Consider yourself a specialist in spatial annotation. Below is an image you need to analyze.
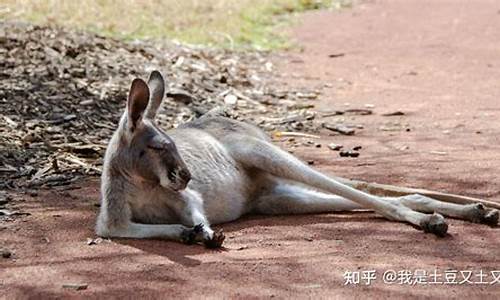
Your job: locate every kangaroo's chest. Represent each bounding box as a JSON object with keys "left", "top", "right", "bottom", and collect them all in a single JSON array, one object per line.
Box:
[
  {"left": 127, "top": 185, "right": 182, "bottom": 224},
  {"left": 172, "top": 132, "right": 255, "bottom": 223}
]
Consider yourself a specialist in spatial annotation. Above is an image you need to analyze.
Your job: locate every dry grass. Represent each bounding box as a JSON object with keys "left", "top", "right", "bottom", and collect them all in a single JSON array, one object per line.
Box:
[{"left": 0, "top": 0, "right": 350, "bottom": 49}]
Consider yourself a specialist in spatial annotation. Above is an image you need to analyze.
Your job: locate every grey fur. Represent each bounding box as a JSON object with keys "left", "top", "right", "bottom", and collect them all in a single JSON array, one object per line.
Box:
[{"left": 96, "top": 71, "right": 499, "bottom": 246}]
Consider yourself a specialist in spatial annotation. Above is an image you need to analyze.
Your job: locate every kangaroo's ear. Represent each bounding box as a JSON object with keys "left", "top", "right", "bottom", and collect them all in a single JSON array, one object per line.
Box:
[
  {"left": 127, "top": 78, "right": 150, "bottom": 131},
  {"left": 144, "top": 70, "right": 165, "bottom": 120}
]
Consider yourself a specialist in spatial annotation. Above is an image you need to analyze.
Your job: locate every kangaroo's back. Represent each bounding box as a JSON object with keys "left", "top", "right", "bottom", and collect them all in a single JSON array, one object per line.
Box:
[{"left": 178, "top": 113, "right": 270, "bottom": 142}]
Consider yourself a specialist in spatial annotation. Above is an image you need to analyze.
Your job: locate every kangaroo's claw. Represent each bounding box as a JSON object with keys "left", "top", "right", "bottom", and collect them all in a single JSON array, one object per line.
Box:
[
  {"left": 204, "top": 229, "right": 225, "bottom": 249},
  {"left": 181, "top": 224, "right": 204, "bottom": 245}
]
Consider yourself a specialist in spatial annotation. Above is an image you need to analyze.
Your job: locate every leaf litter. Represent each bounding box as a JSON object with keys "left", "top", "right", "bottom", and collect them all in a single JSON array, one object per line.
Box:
[{"left": 0, "top": 21, "right": 372, "bottom": 190}]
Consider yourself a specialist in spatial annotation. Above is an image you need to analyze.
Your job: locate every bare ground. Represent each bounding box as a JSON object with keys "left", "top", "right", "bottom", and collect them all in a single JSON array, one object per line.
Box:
[{"left": 2, "top": 0, "right": 500, "bottom": 298}]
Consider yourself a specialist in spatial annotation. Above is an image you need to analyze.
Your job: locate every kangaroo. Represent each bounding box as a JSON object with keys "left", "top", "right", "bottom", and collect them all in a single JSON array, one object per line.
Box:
[{"left": 96, "top": 71, "right": 499, "bottom": 248}]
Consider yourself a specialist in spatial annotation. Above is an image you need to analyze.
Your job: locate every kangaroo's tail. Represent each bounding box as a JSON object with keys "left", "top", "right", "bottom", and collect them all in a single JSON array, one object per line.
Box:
[{"left": 334, "top": 177, "right": 500, "bottom": 210}]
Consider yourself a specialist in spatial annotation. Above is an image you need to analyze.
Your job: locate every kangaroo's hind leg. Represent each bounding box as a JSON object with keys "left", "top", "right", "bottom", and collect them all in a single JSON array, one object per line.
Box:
[
  {"left": 253, "top": 180, "right": 498, "bottom": 225},
  {"left": 227, "top": 135, "right": 448, "bottom": 236},
  {"left": 253, "top": 179, "right": 363, "bottom": 215}
]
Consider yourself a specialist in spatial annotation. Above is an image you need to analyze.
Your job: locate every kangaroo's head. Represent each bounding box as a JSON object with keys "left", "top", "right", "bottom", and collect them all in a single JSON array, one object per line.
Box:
[{"left": 114, "top": 71, "right": 191, "bottom": 191}]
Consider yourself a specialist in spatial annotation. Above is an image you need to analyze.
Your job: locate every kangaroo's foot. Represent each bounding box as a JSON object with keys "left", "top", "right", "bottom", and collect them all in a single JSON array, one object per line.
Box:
[
  {"left": 420, "top": 213, "right": 448, "bottom": 237},
  {"left": 465, "top": 203, "right": 499, "bottom": 226}
]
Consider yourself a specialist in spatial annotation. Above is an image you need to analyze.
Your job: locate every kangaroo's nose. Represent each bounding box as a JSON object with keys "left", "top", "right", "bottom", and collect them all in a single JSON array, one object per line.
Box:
[{"left": 179, "top": 168, "right": 191, "bottom": 185}]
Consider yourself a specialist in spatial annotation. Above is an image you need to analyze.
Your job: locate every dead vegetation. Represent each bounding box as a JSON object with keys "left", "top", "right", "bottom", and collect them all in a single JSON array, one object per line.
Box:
[{"left": 1, "top": 21, "right": 334, "bottom": 189}]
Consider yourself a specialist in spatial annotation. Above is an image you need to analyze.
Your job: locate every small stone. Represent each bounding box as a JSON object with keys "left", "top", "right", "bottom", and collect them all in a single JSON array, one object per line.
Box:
[
  {"left": 322, "top": 123, "right": 355, "bottom": 135},
  {"left": 86, "top": 237, "right": 103, "bottom": 246},
  {"left": 340, "top": 151, "right": 359, "bottom": 158},
  {"left": 224, "top": 94, "right": 237, "bottom": 105},
  {"left": 307, "top": 160, "right": 315, "bottom": 165},
  {"left": 62, "top": 283, "right": 88, "bottom": 290},
  {"left": 349, "top": 152, "right": 360, "bottom": 158},
  {"left": 328, "top": 143, "right": 343, "bottom": 151},
  {"left": 382, "top": 111, "right": 405, "bottom": 116},
  {"left": 1, "top": 248, "right": 12, "bottom": 258}
]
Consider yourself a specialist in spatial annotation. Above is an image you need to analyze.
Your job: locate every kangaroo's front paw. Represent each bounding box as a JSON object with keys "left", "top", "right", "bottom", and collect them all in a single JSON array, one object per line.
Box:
[
  {"left": 420, "top": 213, "right": 448, "bottom": 237},
  {"left": 203, "top": 229, "right": 225, "bottom": 249},
  {"left": 181, "top": 224, "right": 204, "bottom": 245}
]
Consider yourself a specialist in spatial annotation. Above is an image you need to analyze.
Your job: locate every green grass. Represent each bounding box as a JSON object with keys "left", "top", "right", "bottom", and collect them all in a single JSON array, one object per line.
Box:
[{"left": 0, "top": 0, "right": 351, "bottom": 49}]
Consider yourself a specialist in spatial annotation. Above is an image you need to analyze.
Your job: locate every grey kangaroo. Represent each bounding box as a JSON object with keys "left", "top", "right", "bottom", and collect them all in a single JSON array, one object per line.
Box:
[{"left": 96, "top": 71, "right": 499, "bottom": 248}]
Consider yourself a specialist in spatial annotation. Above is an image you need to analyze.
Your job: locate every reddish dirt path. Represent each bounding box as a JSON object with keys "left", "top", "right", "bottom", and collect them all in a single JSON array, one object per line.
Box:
[
  {"left": 280, "top": 0, "right": 500, "bottom": 198},
  {"left": 2, "top": 0, "right": 500, "bottom": 298}
]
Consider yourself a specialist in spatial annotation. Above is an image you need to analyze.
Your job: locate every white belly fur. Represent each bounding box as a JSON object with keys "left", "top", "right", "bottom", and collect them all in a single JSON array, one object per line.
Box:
[{"left": 172, "top": 131, "right": 253, "bottom": 224}]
